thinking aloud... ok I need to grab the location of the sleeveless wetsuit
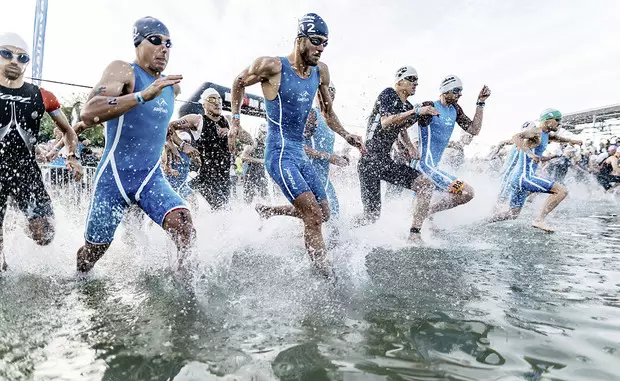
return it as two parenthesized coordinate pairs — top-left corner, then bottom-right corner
(264, 57), (325, 204)
(500, 131), (555, 209)
(416, 100), (472, 193)
(85, 64), (186, 244)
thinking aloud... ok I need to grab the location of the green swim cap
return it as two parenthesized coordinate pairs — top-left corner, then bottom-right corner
(539, 108), (562, 121)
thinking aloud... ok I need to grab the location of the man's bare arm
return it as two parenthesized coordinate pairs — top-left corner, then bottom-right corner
(316, 63), (350, 138)
(80, 60), (136, 125)
(512, 128), (539, 152)
(231, 57), (281, 116)
(81, 60), (182, 126)
(550, 134), (582, 145)
(241, 145), (264, 164)
(49, 111), (79, 156)
(169, 114), (202, 131)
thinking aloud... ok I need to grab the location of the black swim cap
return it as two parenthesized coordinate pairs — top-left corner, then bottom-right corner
(133, 16), (170, 47)
(297, 13), (328, 38)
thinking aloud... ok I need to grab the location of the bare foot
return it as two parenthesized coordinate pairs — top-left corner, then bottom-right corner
(407, 232), (425, 246)
(532, 220), (555, 233)
(427, 217), (442, 234)
(255, 204), (273, 220)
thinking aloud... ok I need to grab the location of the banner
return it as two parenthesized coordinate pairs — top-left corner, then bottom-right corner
(31, 0), (48, 86)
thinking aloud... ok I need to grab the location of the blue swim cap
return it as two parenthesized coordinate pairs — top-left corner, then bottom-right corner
(133, 16), (170, 47)
(297, 13), (328, 38)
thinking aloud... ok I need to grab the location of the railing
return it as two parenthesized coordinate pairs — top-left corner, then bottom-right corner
(39, 164), (98, 204)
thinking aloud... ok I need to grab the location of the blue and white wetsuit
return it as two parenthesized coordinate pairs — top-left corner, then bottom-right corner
(85, 64), (186, 244)
(264, 57), (325, 204)
(416, 101), (473, 193)
(499, 131), (554, 209)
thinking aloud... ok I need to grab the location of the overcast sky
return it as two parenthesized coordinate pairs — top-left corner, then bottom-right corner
(3, 0), (619, 147)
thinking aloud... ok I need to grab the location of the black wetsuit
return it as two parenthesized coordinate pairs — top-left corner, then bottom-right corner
(597, 158), (620, 191)
(191, 115), (231, 209)
(358, 87), (422, 219)
(0, 84), (57, 224)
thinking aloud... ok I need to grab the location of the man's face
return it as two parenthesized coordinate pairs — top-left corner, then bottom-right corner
(0, 45), (29, 81)
(203, 94), (223, 116)
(136, 34), (171, 73)
(299, 35), (327, 66)
(400, 76), (418, 96)
(443, 87), (462, 104)
(548, 118), (561, 132)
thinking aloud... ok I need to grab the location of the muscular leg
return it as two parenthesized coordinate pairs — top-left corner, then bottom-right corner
(533, 183), (567, 232)
(408, 176), (434, 244)
(427, 183), (475, 216)
(293, 192), (330, 276)
(77, 242), (112, 273)
(162, 208), (196, 271)
(256, 199), (330, 223)
(485, 208), (522, 223)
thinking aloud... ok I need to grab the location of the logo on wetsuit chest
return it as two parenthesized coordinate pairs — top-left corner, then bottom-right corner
(297, 91), (311, 103)
(153, 98), (169, 114)
(0, 93), (31, 103)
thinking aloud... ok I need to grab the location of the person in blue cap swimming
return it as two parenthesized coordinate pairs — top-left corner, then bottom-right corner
(229, 13), (365, 279)
(76, 16), (196, 275)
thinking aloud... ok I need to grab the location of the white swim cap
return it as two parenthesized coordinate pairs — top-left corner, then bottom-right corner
(0, 32), (30, 55)
(200, 87), (220, 102)
(439, 75), (463, 94)
(394, 65), (418, 84)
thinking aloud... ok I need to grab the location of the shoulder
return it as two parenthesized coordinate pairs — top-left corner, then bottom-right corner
(40, 87), (61, 112)
(378, 87), (397, 102)
(103, 60), (134, 80)
(317, 61), (329, 79)
(251, 56), (282, 76)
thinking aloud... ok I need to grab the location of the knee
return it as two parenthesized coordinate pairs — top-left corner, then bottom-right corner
(461, 184), (475, 202)
(164, 209), (195, 239)
(33, 227), (55, 246)
(301, 204), (324, 229)
(552, 184), (568, 197)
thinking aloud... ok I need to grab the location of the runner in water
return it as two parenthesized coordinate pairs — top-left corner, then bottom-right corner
(303, 83), (348, 222)
(486, 109), (582, 232)
(229, 13), (365, 277)
(0, 32), (83, 271)
(354, 65), (438, 244)
(191, 88), (252, 210)
(163, 113), (203, 205)
(76, 17), (195, 274)
(413, 75), (491, 226)
(596, 145), (620, 192)
(241, 123), (268, 204)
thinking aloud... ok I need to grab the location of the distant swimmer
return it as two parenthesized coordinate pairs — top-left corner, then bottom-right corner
(241, 123), (268, 204)
(354, 65), (438, 244)
(190, 88), (253, 210)
(413, 75), (491, 227)
(596, 145), (620, 192)
(76, 17), (195, 274)
(0, 32), (83, 271)
(229, 13), (365, 278)
(486, 109), (582, 232)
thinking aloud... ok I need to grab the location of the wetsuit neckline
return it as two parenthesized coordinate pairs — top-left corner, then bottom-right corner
(283, 57), (313, 80)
